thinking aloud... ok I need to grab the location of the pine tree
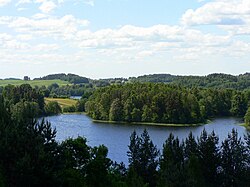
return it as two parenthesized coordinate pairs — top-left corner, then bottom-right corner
(221, 129), (248, 186)
(127, 129), (159, 187)
(244, 106), (250, 126)
(158, 133), (187, 187)
(197, 130), (220, 186)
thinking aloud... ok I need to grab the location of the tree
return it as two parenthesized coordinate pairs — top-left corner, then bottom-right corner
(221, 129), (248, 186)
(45, 101), (62, 115)
(127, 130), (159, 187)
(230, 92), (247, 116)
(86, 145), (112, 187)
(244, 106), (250, 126)
(197, 130), (220, 186)
(11, 101), (40, 123)
(109, 98), (123, 121)
(158, 133), (186, 187)
(141, 105), (153, 122)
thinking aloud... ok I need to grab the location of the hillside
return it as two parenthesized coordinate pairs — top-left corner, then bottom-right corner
(0, 79), (70, 87)
(129, 73), (250, 90)
(34, 73), (89, 84)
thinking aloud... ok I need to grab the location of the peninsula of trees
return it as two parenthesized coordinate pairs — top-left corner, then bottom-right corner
(85, 83), (249, 124)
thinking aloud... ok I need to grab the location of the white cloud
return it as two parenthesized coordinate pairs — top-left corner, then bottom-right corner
(181, 0), (250, 26)
(16, 34), (33, 40)
(39, 1), (57, 13)
(0, 0), (11, 7)
(84, 0), (94, 6)
(0, 15), (90, 39)
(16, 0), (31, 6)
(32, 13), (49, 19)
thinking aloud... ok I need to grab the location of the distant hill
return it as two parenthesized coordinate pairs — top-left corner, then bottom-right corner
(129, 73), (250, 90)
(4, 78), (22, 80)
(34, 73), (89, 84)
(0, 79), (70, 88)
(1, 73), (249, 90)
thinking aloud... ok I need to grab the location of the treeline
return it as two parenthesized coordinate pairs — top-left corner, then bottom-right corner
(34, 73), (89, 84)
(37, 83), (94, 98)
(0, 84), (86, 117)
(86, 83), (250, 124)
(130, 73), (250, 90)
(0, 95), (249, 186)
(2, 84), (45, 120)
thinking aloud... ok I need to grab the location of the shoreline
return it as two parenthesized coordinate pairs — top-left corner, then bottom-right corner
(240, 123), (250, 130)
(92, 119), (207, 127)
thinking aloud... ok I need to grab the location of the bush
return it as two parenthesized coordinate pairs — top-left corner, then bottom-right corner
(63, 106), (76, 113)
(45, 101), (62, 115)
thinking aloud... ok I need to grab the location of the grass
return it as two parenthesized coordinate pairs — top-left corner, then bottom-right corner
(0, 79), (71, 87)
(240, 123), (250, 130)
(92, 119), (203, 127)
(45, 98), (78, 109)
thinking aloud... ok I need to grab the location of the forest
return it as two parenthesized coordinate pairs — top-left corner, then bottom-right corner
(86, 83), (250, 125)
(0, 93), (250, 187)
(0, 78), (249, 186)
(34, 73), (89, 84)
(130, 73), (250, 90)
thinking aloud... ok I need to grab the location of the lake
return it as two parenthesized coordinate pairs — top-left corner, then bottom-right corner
(45, 114), (247, 165)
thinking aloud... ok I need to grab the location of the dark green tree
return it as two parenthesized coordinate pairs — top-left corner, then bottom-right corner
(109, 98), (123, 121)
(197, 130), (220, 186)
(158, 133), (187, 187)
(221, 129), (248, 186)
(127, 130), (159, 187)
(45, 101), (62, 115)
(244, 106), (250, 126)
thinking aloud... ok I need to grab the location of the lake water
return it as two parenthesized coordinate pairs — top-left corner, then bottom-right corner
(70, 96), (82, 100)
(45, 114), (248, 165)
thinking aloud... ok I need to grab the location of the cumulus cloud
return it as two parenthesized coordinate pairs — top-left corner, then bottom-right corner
(38, 1), (57, 13)
(0, 15), (90, 39)
(0, 0), (11, 7)
(181, 0), (250, 26)
(15, 0), (31, 6)
(0, 0), (249, 68)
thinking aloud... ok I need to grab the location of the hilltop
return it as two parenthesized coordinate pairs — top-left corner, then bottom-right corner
(0, 72), (249, 90)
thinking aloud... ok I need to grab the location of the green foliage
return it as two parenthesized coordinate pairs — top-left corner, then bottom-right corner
(109, 98), (123, 121)
(245, 106), (250, 126)
(158, 134), (186, 187)
(0, 91), (250, 187)
(86, 83), (249, 124)
(221, 129), (249, 186)
(11, 101), (40, 123)
(46, 84), (93, 97)
(63, 105), (76, 113)
(131, 73), (250, 90)
(0, 79), (70, 87)
(75, 98), (87, 112)
(35, 73), (89, 84)
(2, 84), (45, 116)
(127, 130), (159, 187)
(230, 92), (247, 116)
(45, 101), (62, 115)
(197, 130), (220, 186)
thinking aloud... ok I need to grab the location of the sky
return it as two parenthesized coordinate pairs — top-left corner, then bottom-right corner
(0, 0), (250, 79)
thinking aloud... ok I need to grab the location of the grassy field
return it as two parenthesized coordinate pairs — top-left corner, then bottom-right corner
(45, 98), (78, 109)
(0, 79), (70, 87)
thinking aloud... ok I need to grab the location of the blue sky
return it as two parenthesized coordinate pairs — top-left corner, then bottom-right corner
(0, 0), (249, 79)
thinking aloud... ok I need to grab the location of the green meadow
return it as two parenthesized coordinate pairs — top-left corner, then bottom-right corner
(0, 79), (70, 87)
(45, 98), (78, 109)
